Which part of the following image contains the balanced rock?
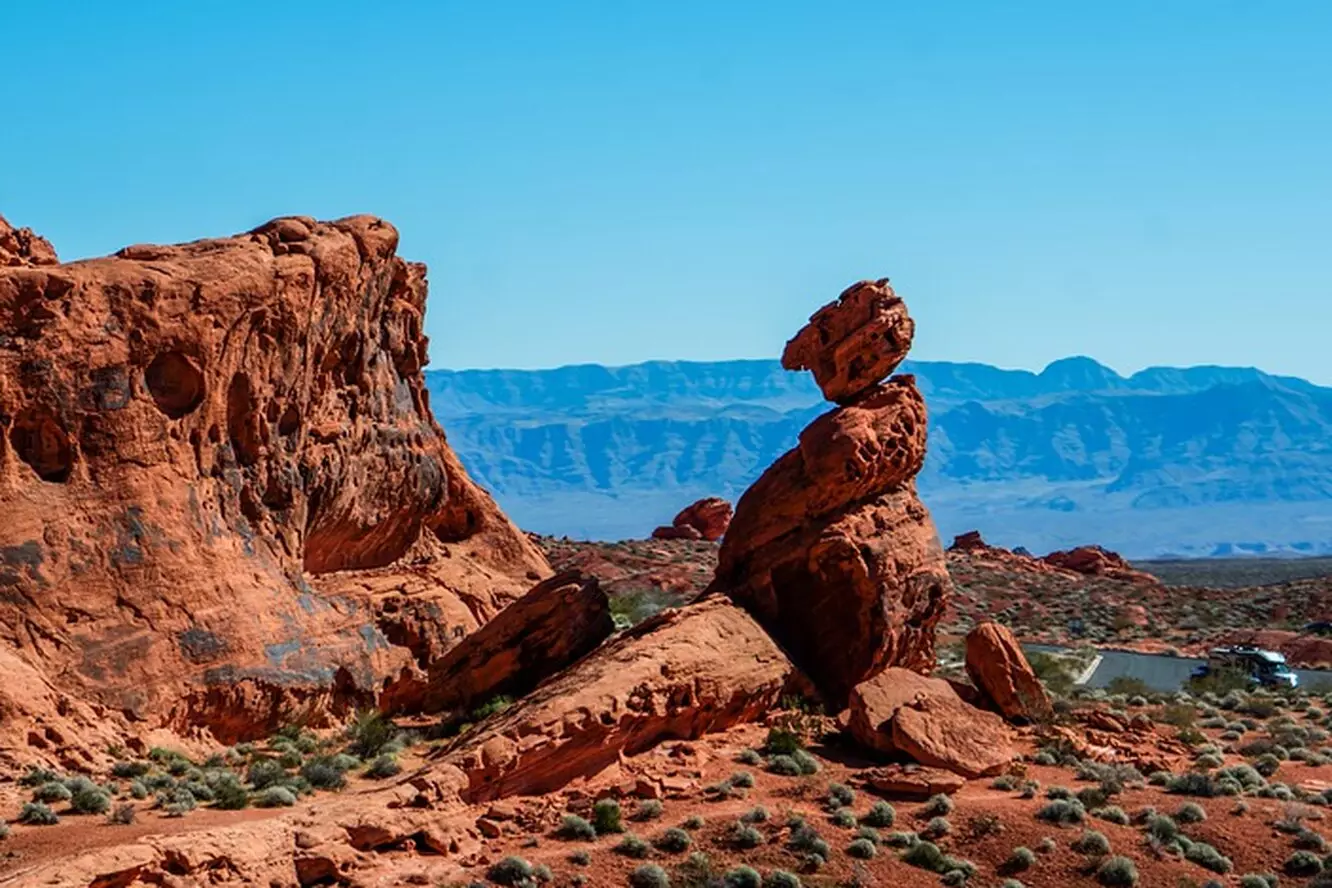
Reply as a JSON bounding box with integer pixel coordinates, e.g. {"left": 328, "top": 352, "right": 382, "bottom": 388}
{"left": 848, "top": 667, "right": 1014, "bottom": 778}
{"left": 965, "top": 621, "right": 1053, "bottom": 723}
{"left": 0, "top": 214, "right": 549, "bottom": 746}
{"left": 710, "top": 281, "right": 950, "bottom": 705}
{"left": 652, "top": 496, "right": 733, "bottom": 541}
{"left": 439, "top": 595, "right": 795, "bottom": 801}
{"left": 380, "top": 570, "right": 613, "bottom": 715}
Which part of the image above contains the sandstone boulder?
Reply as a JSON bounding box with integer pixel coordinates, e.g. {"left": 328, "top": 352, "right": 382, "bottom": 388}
{"left": 710, "top": 281, "right": 950, "bottom": 705}
{"left": 0, "top": 214, "right": 549, "bottom": 746}
{"left": 965, "top": 621, "right": 1053, "bottom": 723}
{"left": 782, "top": 278, "right": 914, "bottom": 405}
{"left": 0, "top": 213, "right": 58, "bottom": 267}
{"left": 652, "top": 496, "right": 732, "bottom": 541}
{"left": 862, "top": 763, "right": 966, "bottom": 798}
{"left": 438, "top": 595, "right": 795, "bottom": 801}
{"left": 1043, "top": 545, "right": 1156, "bottom": 584}
{"left": 381, "top": 570, "right": 613, "bottom": 715}
{"left": 848, "top": 667, "right": 1014, "bottom": 778}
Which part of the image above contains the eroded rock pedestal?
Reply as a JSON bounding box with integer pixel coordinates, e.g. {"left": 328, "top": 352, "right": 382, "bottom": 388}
{"left": 709, "top": 280, "right": 951, "bottom": 704}
{"left": 0, "top": 215, "right": 549, "bottom": 754}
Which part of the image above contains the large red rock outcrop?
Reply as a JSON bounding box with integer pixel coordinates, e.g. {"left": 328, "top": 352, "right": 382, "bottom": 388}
{"left": 380, "top": 570, "right": 613, "bottom": 715}
{"left": 1042, "top": 544, "right": 1156, "bottom": 584}
{"left": 0, "top": 213, "right": 58, "bottom": 267}
{"left": 709, "top": 280, "right": 951, "bottom": 704}
{"left": 848, "top": 667, "right": 1014, "bottom": 778}
{"left": 652, "top": 496, "right": 733, "bottom": 541}
{"left": 965, "top": 621, "right": 1053, "bottom": 723}
{"left": 436, "top": 595, "right": 796, "bottom": 802}
{"left": 0, "top": 214, "right": 549, "bottom": 750}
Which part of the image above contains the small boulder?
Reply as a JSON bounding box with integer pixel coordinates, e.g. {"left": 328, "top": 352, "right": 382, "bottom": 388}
{"left": 848, "top": 667, "right": 1013, "bottom": 778}
{"left": 964, "top": 622, "right": 1053, "bottom": 724}
{"left": 861, "top": 764, "right": 965, "bottom": 799}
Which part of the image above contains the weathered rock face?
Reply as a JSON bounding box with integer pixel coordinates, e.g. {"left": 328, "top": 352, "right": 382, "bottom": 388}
{"left": 1043, "top": 545, "right": 1156, "bottom": 584}
{"left": 381, "top": 570, "right": 613, "bottom": 715}
{"left": 0, "top": 213, "right": 58, "bottom": 267}
{"left": 652, "top": 496, "right": 733, "bottom": 542}
{"left": 0, "top": 214, "right": 549, "bottom": 747}
{"left": 848, "top": 667, "right": 1014, "bottom": 778}
{"left": 438, "top": 595, "right": 795, "bottom": 802}
{"left": 710, "top": 280, "right": 950, "bottom": 705}
{"left": 965, "top": 621, "right": 1053, "bottom": 724}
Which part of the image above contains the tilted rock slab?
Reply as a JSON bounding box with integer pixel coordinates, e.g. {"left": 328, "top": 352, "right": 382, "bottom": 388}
{"left": 710, "top": 280, "right": 951, "bottom": 705}
{"left": 965, "top": 621, "right": 1053, "bottom": 723}
{"left": 381, "top": 570, "right": 614, "bottom": 715}
{"left": 437, "top": 595, "right": 795, "bottom": 802}
{"left": 0, "top": 214, "right": 549, "bottom": 751}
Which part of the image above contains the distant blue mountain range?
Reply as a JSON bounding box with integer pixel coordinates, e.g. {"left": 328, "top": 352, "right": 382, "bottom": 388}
{"left": 426, "top": 358, "right": 1332, "bottom": 558}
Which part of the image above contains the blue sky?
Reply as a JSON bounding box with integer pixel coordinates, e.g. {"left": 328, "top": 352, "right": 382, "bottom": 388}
{"left": 4, "top": 3, "right": 1331, "bottom": 380}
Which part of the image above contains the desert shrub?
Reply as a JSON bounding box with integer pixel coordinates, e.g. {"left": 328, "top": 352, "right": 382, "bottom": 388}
{"left": 19, "top": 802, "right": 58, "bottom": 825}
{"left": 885, "top": 831, "right": 917, "bottom": 848}
{"left": 1077, "top": 786, "right": 1110, "bottom": 810}
{"left": 1286, "top": 850, "right": 1323, "bottom": 876}
{"left": 159, "top": 787, "right": 196, "bottom": 817}
{"left": 300, "top": 757, "right": 346, "bottom": 790}
{"left": 569, "top": 850, "right": 591, "bottom": 865}
{"left": 741, "top": 805, "right": 769, "bottom": 824}
{"left": 559, "top": 814, "right": 597, "bottom": 840}
{"left": 683, "top": 815, "right": 705, "bottom": 830}
{"left": 488, "top": 856, "right": 535, "bottom": 886}
{"left": 730, "top": 770, "right": 755, "bottom": 788}
{"left": 1073, "top": 830, "right": 1111, "bottom": 855}
{"left": 730, "top": 822, "right": 764, "bottom": 849}
{"left": 831, "top": 808, "right": 856, "bottom": 828}
{"left": 365, "top": 754, "right": 401, "bottom": 779}
{"left": 255, "top": 786, "right": 297, "bottom": 808}
{"left": 723, "top": 867, "right": 761, "bottom": 888}
{"left": 1146, "top": 813, "right": 1179, "bottom": 842}
{"left": 1195, "top": 753, "right": 1224, "bottom": 769}
{"left": 19, "top": 766, "right": 60, "bottom": 787}
{"left": 1004, "top": 847, "right": 1036, "bottom": 872}
{"left": 1217, "top": 763, "right": 1266, "bottom": 789}
{"left": 922, "top": 816, "right": 951, "bottom": 839}
{"left": 920, "top": 793, "right": 954, "bottom": 817}
{"left": 1294, "top": 827, "right": 1328, "bottom": 851}
{"left": 107, "top": 803, "right": 136, "bottom": 825}
{"left": 1166, "top": 772, "right": 1223, "bottom": 797}
{"left": 1001, "top": 882, "right": 1026, "bottom": 888}
{"left": 1176, "top": 802, "right": 1207, "bottom": 823}
{"left": 1036, "top": 799, "right": 1085, "bottom": 825}
{"left": 616, "top": 832, "right": 651, "bottom": 858}
{"left": 764, "top": 872, "right": 801, "bottom": 888}
{"left": 767, "top": 755, "right": 801, "bottom": 776}
{"left": 346, "top": 710, "right": 395, "bottom": 759}
{"left": 1148, "top": 770, "right": 1171, "bottom": 786}
{"left": 790, "top": 749, "right": 820, "bottom": 775}
{"left": 595, "top": 798, "right": 624, "bottom": 834}
{"left": 1032, "top": 751, "right": 1058, "bottom": 766}
{"left": 1036, "top": 836, "right": 1057, "bottom": 853}
{"left": 655, "top": 827, "right": 692, "bottom": 853}
{"left": 1238, "top": 875, "right": 1279, "bottom": 888}
{"left": 787, "top": 823, "right": 829, "bottom": 857}
{"left": 1254, "top": 753, "right": 1282, "bottom": 777}
{"left": 862, "top": 801, "right": 895, "bottom": 828}
{"left": 33, "top": 781, "right": 72, "bottom": 803}
{"left": 827, "top": 783, "right": 855, "bottom": 807}
{"left": 129, "top": 780, "right": 148, "bottom": 799}
{"left": 70, "top": 786, "right": 111, "bottom": 815}
{"left": 212, "top": 774, "right": 248, "bottom": 810}
{"left": 634, "top": 799, "right": 665, "bottom": 822}
{"left": 278, "top": 749, "right": 303, "bottom": 769}
{"left": 1047, "top": 785, "right": 1074, "bottom": 800}
{"left": 1185, "top": 841, "right": 1232, "bottom": 873}
{"left": 629, "top": 864, "right": 671, "bottom": 888}
{"left": 111, "top": 760, "right": 150, "bottom": 779}
{"left": 846, "top": 837, "right": 877, "bottom": 859}
{"left": 246, "top": 758, "right": 285, "bottom": 789}
{"left": 855, "top": 825, "right": 881, "bottom": 845}
{"left": 1093, "top": 805, "right": 1129, "bottom": 825}
{"left": 765, "top": 726, "right": 802, "bottom": 756}
{"left": 902, "top": 839, "right": 946, "bottom": 870}
{"left": 736, "top": 749, "right": 763, "bottom": 766}
{"left": 1096, "top": 856, "right": 1139, "bottom": 886}
{"left": 992, "top": 775, "right": 1017, "bottom": 790}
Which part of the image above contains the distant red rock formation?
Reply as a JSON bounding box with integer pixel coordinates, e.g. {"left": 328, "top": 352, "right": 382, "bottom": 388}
{"left": 651, "top": 496, "right": 732, "bottom": 541}
{"left": 1043, "top": 544, "right": 1156, "bottom": 584}
{"left": 709, "top": 280, "right": 951, "bottom": 705}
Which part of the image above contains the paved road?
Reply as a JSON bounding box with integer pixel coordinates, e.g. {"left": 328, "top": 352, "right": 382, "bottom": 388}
{"left": 1022, "top": 644, "right": 1332, "bottom": 693}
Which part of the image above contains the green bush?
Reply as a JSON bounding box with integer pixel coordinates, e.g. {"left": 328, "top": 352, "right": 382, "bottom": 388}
{"left": 764, "top": 872, "right": 801, "bottom": 888}
{"left": 1175, "top": 802, "right": 1207, "bottom": 824}
{"left": 1092, "top": 805, "right": 1129, "bottom": 825}
{"left": 1185, "top": 841, "right": 1232, "bottom": 874}
{"left": 629, "top": 864, "right": 670, "bottom": 888}
{"left": 346, "top": 710, "right": 394, "bottom": 759}
{"left": 902, "top": 839, "right": 945, "bottom": 870}
{"left": 846, "top": 837, "right": 877, "bottom": 859}
{"left": 1036, "top": 799, "right": 1085, "bottom": 825}
{"left": 922, "top": 816, "right": 951, "bottom": 839}
{"left": 19, "top": 766, "right": 59, "bottom": 787}
{"left": 730, "top": 770, "right": 755, "bottom": 788}
{"left": 730, "top": 823, "right": 764, "bottom": 849}
{"left": 70, "top": 786, "right": 111, "bottom": 815}
{"left": 559, "top": 814, "right": 597, "bottom": 840}
{"left": 159, "top": 787, "right": 196, "bottom": 817}
{"left": 741, "top": 805, "right": 769, "bottom": 824}
{"left": 32, "top": 782, "right": 72, "bottom": 803}
{"left": 831, "top": 808, "right": 856, "bottom": 828}
{"left": 1004, "top": 847, "right": 1036, "bottom": 872}
{"left": 765, "top": 727, "right": 802, "bottom": 756}
{"left": 246, "top": 758, "right": 286, "bottom": 789}
{"left": 212, "top": 774, "right": 249, "bottom": 810}
{"left": 736, "top": 749, "right": 763, "bottom": 766}
{"left": 655, "top": 827, "right": 692, "bottom": 853}
{"left": 19, "top": 802, "right": 58, "bottom": 825}
{"left": 1286, "top": 850, "right": 1323, "bottom": 876}
{"left": 594, "top": 798, "right": 624, "bottom": 834}
{"left": 615, "top": 833, "right": 651, "bottom": 858}
{"left": 1096, "top": 856, "right": 1139, "bottom": 886}
{"left": 683, "top": 815, "right": 705, "bottom": 830}
{"left": 107, "top": 803, "right": 136, "bottom": 825}
{"left": 767, "top": 755, "right": 801, "bottom": 776}
{"left": 364, "top": 754, "right": 401, "bottom": 779}
{"left": 255, "top": 786, "right": 297, "bottom": 808}
{"left": 1072, "top": 830, "right": 1110, "bottom": 855}
{"left": 790, "top": 749, "right": 820, "bottom": 775}
{"left": 111, "top": 760, "right": 150, "bottom": 779}
{"left": 920, "top": 793, "right": 954, "bottom": 817}
{"left": 1238, "top": 875, "right": 1279, "bottom": 888}
{"left": 723, "top": 867, "right": 761, "bottom": 888}
{"left": 634, "top": 799, "right": 664, "bottom": 822}
{"left": 488, "top": 856, "right": 535, "bottom": 886}
{"left": 300, "top": 758, "right": 347, "bottom": 790}
{"left": 1145, "top": 813, "right": 1179, "bottom": 842}
{"left": 826, "top": 783, "right": 855, "bottom": 807}
{"left": 862, "top": 800, "right": 895, "bottom": 827}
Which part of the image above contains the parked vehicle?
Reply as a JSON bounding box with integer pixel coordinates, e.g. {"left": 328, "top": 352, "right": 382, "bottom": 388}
{"left": 1191, "top": 645, "right": 1299, "bottom": 689}
{"left": 1304, "top": 621, "right": 1332, "bottom": 636}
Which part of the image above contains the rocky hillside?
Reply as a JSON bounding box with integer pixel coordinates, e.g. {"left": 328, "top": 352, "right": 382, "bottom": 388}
{"left": 428, "top": 357, "right": 1332, "bottom": 557}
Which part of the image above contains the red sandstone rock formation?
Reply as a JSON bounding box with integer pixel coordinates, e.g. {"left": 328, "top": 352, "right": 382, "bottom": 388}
{"left": 847, "top": 667, "right": 1014, "bottom": 778}
{"left": 380, "top": 570, "right": 613, "bottom": 715}
{"left": 861, "top": 763, "right": 966, "bottom": 798}
{"left": 965, "top": 621, "right": 1053, "bottom": 723}
{"left": 1043, "top": 544, "right": 1156, "bottom": 584}
{"left": 652, "top": 496, "right": 733, "bottom": 541}
{"left": 0, "top": 213, "right": 58, "bottom": 267}
{"left": 0, "top": 214, "right": 549, "bottom": 753}
{"left": 436, "top": 596, "right": 795, "bottom": 802}
{"left": 709, "top": 280, "right": 950, "bottom": 704}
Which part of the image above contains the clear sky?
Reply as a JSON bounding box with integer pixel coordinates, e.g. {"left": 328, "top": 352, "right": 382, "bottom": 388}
{"left": 4, "top": 3, "right": 1331, "bottom": 381}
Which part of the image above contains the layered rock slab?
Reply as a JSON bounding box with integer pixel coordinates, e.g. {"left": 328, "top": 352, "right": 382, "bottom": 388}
{"left": 381, "top": 570, "right": 613, "bottom": 715}
{"left": 848, "top": 667, "right": 1014, "bottom": 778}
{"left": 436, "top": 595, "right": 795, "bottom": 802}
{"left": 0, "top": 214, "right": 549, "bottom": 748}
{"left": 710, "top": 281, "right": 950, "bottom": 705}
{"left": 965, "top": 621, "right": 1053, "bottom": 723}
